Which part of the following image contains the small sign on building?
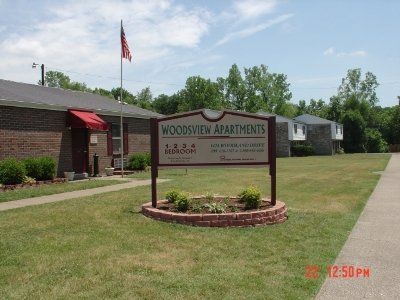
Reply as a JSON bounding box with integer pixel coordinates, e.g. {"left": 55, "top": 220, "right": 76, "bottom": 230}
{"left": 90, "top": 134, "right": 98, "bottom": 145}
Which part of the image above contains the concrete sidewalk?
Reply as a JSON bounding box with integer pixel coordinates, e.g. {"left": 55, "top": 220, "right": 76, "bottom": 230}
{"left": 0, "top": 178, "right": 169, "bottom": 212}
{"left": 316, "top": 153, "right": 400, "bottom": 299}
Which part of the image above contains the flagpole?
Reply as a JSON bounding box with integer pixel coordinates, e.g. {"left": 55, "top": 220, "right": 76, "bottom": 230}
{"left": 120, "top": 19, "right": 124, "bottom": 178}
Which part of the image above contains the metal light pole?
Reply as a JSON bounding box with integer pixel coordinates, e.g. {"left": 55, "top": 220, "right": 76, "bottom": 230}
{"left": 32, "top": 62, "right": 45, "bottom": 86}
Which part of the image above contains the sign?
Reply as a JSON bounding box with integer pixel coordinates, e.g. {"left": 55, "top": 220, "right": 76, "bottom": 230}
{"left": 90, "top": 134, "right": 98, "bottom": 145}
{"left": 150, "top": 110, "right": 277, "bottom": 207}
{"left": 156, "top": 110, "right": 270, "bottom": 167}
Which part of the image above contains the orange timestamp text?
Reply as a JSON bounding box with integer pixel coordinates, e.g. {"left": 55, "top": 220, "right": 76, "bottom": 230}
{"left": 305, "top": 265, "right": 371, "bottom": 279}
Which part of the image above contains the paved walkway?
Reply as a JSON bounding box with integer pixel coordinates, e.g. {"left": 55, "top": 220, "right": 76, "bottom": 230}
{"left": 316, "top": 153, "right": 400, "bottom": 299}
{"left": 0, "top": 178, "right": 169, "bottom": 212}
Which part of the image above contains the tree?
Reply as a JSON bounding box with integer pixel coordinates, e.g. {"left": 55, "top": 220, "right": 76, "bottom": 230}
{"left": 110, "top": 87, "right": 136, "bottom": 105}
{"left": 41, "top": 71, "right": 71, "bottom": 88}
{"left": 296, "top": 100, "right": 307, "bottom": 116}
{"left": 179, "top": 76, "right": 223, "bottom": 111}
{"left": 93, "top": 88, "right": 114, "bottom": 99}
{"left": 342, "top": 109, "right": 367, "bottom": 153}
{"left": 243, "top": 65, "right": 292, "bottom": 115}
{"left": 389, "top": 106, "right": 400, "bottom": 144}
{"left": 334, "top": 68, "right": 384, "bottom": 152}
{"left": 221, "top": 64, "right": 247, "bottom": 111}
{"left": 268, "top": 73, "right": 293, "bottom": 116}
{"left": 40, "top": 71, "right": 91, "bottom": 92}
{"left": 325, "top": 96, "right": 343, "bottom": 122}
{"left": 338, "top": 68, "right": 379, "bottom": 106}
{"left": 153, "top": 93, "right": 181, "bottom": 115}
{"left": 295, "top": 99, "right": 328, "bottom": 118}
{"left": 136, "top": 87, "right": 153, "bottom": 110}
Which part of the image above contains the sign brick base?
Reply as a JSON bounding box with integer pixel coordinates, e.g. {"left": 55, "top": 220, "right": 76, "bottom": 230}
{"left": 142, "top": 199, "right": 287, "bottom": 228}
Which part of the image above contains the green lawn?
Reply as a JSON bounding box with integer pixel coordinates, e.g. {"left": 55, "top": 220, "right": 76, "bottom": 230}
{"left": 0, "top": 179, "right": 128, "bottom": 203}
{"left": 0, "top": 154, "right": 390, "bottom": 299}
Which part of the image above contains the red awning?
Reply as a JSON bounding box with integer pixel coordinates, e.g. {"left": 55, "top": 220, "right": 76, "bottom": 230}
{"left": 67, "top": 109, "right": 109, "bottom": 131}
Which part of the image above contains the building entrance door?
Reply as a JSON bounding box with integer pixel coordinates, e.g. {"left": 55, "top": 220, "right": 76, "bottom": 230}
{"left": 71, "top": 128, "right": 89, "bottom": 173}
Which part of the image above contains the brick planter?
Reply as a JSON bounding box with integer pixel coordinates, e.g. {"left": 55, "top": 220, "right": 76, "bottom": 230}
{"left": 142, "top": 199, "right": 288, "bottom": 228}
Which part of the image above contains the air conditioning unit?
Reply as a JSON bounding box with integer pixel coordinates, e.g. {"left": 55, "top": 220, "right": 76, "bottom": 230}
{"left": 113, "top": 158, "right": 128, "bottom": 168}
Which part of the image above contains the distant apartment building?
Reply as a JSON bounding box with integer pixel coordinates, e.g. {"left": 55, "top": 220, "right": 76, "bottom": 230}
{"left": 258, "top": 112, "right": 307, "bottom": 157}
{"left": 294, "top": 114, "right": 343, "bottom": 155}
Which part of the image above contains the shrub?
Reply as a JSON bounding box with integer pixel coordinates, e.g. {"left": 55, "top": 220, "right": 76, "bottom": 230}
{"left": 174, "top": 192, "right": 190, "bottom": 212}
{"left": 23, "top": 158, "right": 42, "bottom": 180}
{"left": 0, "top": 157, "right": 26, "bottom": 185}
{"left": 238, "top": 186, "right": 261, "bottom": 209}
{"left": 38, "top": 157, "right": 56, "bottom": 180}
{"left": 365, "top": 128, "right": 389, "bottom": 153}
{"left": 23, "top": 157, "right": 56, "bottom": 180}
{"left": 128, "top": 152, "right": 150, "bottom": 170}
{"left": 205, "top": 202, "right": 227, "bottom": 214}
{"left": 291, "top": 144, "right": 314, "bottom": 157}
{"left": 165, "top": 189, "right": 180, "bottom": 203}
{"left": 143, "top": 152, "right": 151, "bottom": 167}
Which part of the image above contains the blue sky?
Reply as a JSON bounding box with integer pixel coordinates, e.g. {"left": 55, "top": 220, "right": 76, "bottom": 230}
{"left": 1, "top": 0, "right": 399, "bottom": 107}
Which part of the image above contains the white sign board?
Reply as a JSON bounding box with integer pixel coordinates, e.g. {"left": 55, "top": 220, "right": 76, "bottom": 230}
{"left": 156, "top": 110, "right": 269, "bottom": 167}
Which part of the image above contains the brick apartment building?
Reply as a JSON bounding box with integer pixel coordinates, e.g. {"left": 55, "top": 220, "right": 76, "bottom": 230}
{"left": 0, "top": 79, "right": 161, "bottom": 176}
{"left": 294, "top": 114, "right": 343, "bottom": 155}
{"left": 257, "top": 112, "right": 307, "bottom": 157}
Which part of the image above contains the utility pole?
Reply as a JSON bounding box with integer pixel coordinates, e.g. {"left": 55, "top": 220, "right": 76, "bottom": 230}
{"left": 32, "top": 62, "right": 45, "bottom": 86}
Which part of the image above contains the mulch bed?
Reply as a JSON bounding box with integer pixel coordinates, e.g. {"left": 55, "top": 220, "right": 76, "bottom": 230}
{"left": 157, "top": 196, "right": 274, "bottom": 214}
{"left": 0, "top": 178, "right": 67, "bottom": 192}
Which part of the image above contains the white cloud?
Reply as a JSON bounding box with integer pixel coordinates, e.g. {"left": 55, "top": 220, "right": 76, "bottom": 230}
{"left": 0, "top": 0, "right": 213, "bottom": 89}
{"left": 233, "top": 0, "right": 277, "bottom": 20}
{"left": 337, "top": 50, "right": 367, "bottom": 57}
{"left": 323, "top": 47, "right": 335, "bottom": 56}
{"left": 216, "top": 14, "right": 294, "bottom": 46}
{"left": 323, "top": 47, "right": 367, "bottom": 57}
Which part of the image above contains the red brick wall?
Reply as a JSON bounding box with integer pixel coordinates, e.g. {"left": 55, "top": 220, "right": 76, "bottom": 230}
{"left": 0, "top": 105, "right": 72, "bottom": 175}
{"left": 0, "top": 105, "right": 151, "bottom": 177}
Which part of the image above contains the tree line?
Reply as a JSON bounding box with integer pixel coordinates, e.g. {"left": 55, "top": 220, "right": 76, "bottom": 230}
{"left": 41, "top": 65, "right": 400, "bottom": 153}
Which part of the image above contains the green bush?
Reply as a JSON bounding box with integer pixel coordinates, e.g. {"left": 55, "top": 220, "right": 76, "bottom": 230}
{"left": 238, "top": 186, "right": 261, "bottom": 209}
{"left": 174, "top": 192, "right": 190, "bottom": 212}
{"left": 291, "top": 144, "right": 314, "bottom": 157}
{"left": 23, "top": 158, "right": 42, "bottom": 179}
{"left": 0, "top": 157, "right": 26, "bottom": 185}
{"left": 38, "top": 157, "right": 56, "bottom": 180}
{"left": 128, "top": 152, "right": 150, "bottom": 170}
{"left": 165, "top": 189, "right": 180, "bottom": 203}
{"left": 143, "top": 152, "right": 151, "bottom": 167}
{"left": 365, "top": 128, "right": 389, "bottom": 153}
{"left": 23, "top": 157, "right": 56, "bottom": 180}
{"left": 205, "top": 202, "right": 227, "bottom": 214}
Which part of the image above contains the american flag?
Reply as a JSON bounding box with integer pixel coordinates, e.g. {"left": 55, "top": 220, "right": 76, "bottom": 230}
{"left": 121, "top": 25, "right": 132, "bottom": 62}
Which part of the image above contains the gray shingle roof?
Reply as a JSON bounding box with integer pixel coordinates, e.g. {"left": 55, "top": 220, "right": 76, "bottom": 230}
{"left": 0, "top": 79, "right": 162, "bottom": 118}
{"left": 294, "top": 114, "right": 341, "bottom": 125}
{"left": 257, "top": 111, "right": 306, "bottom": 124}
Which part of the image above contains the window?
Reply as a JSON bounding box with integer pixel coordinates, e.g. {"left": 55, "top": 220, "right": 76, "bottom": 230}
{"left": 336, "top": 125, "right": 338, "bottom": 134}
{"left": 294, "top": 124, "right": 298, "bottom": 134}
{"left": 112, "top": 124, "right": 122, "bottom": 155}
{"left": 302, "top": 126, "right": 306, "bottom": 135}
{"left": 107, "top": 123, "right": 128, "bottom": 156}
